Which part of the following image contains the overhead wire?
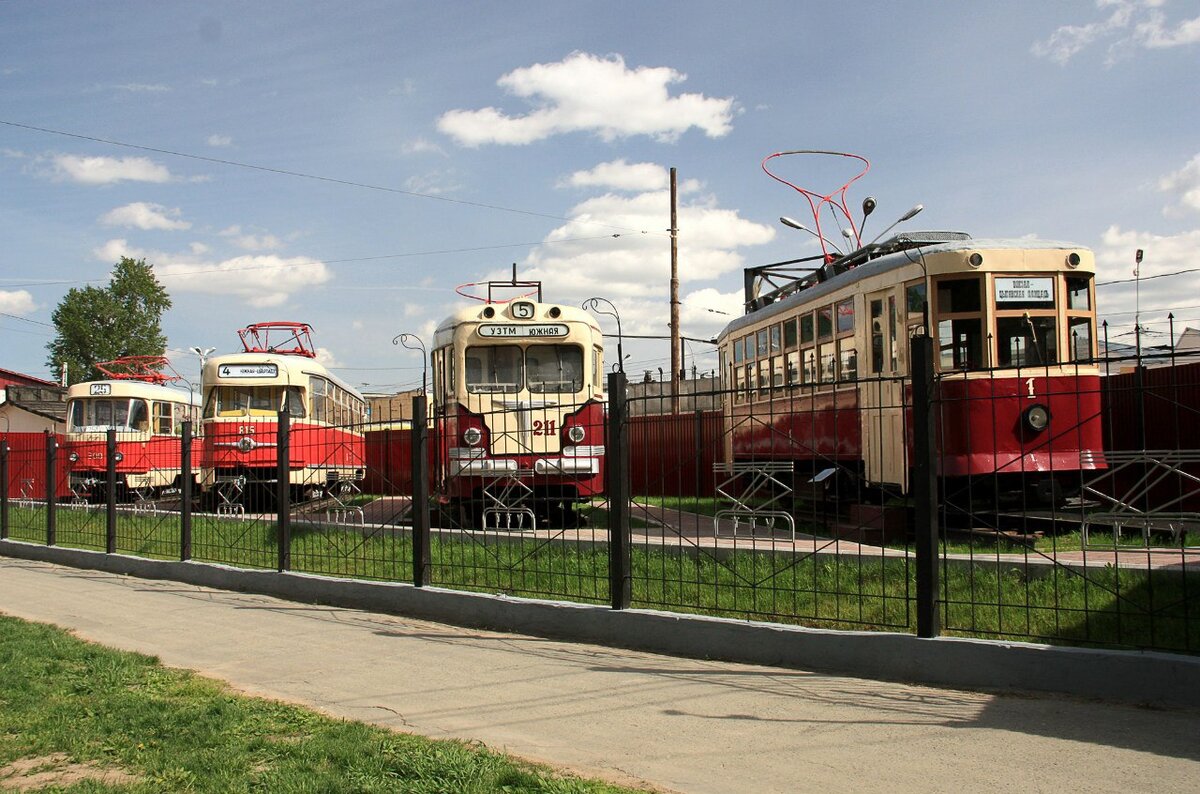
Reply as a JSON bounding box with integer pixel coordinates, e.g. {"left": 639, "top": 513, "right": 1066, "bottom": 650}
{"left": 0, "top": 119, "right": 664, "bottom": 237}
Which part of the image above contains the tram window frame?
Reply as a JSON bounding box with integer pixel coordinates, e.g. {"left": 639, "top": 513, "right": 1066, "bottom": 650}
{"left": 834, "top": 298, "right": 856, "bottom": 383}
{"left": 464, "top": 346, "right": 523, "bottom": 394}
{"left": 784, "top": 318, "right": 798, "bottom": 349}
{"left": 817, "top": 306, "right": 834, "bottom": 341}
{"left": 526, "top": 344, "right": 584, "bottom": 395}
{"left": 933, "top": 276, "right": 985, "bottom": 371}
{"left": 733, "top": 363, "right": 744, "bottom": 403}
{"left": 800, "top": 314, "right": 815, "bottom": 345}
{"left": 732, "top": 337, "right": 744, "bottom": 365}
{"left": 904, "top": 279, "right": 928, "bottom": 353}
{"left": 803, "top": 348, "right": 818, "bottom": 385}
{"left": 992, "top": 273, "right": 1059, "bottom": 369}
{"left": 757, "top": 329, "right": 769, "bottom": 358}
{"left": 757, "top": 359, "right": 770, "bottom": 398}
{"left": 785, "top": 349, "right": 800, "bottom": 385}
{"left": 769, "top": 324, "right": 782, "bottom": 354}
{"left": 888, "top": 295, "right": 899, "bottom": 372}
{"left": 870, "top": 298, "right": 886, "bottom": 375}
{"left": 1065, "top": 274, "right": 1095, "bottom": 362}
{"left": 153, "top": 401, "right": 172, "bottom": 435}
{"left": 772, "top": 355, "right": 784, "bottom": 390}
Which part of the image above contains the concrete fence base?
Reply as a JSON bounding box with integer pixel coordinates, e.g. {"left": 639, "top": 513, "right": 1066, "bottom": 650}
{"left": 3, "top": 538, "right": 1198, "bottom": 709}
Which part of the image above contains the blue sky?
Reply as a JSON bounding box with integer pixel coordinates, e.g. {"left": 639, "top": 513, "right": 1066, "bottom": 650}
{"left": 2, "top": 1, "right": 1199, "bottom": 389}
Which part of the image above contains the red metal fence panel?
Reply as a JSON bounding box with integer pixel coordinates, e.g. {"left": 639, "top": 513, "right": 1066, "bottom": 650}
{"left": 629, "top": 410, "right": 723, "bottom": 497}
{"left": 2, "top": 432, "right": 71, "bottom": 499}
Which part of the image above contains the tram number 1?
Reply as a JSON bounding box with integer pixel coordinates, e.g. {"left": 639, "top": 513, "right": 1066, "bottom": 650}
{"left": 1025, "top": 378, "right": 1036, "bottom": 398}
{"left": 533, "top": 419, "right": 557, "bottom": 436}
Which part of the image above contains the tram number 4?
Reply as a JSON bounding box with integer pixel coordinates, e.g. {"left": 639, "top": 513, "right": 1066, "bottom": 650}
{"left": 532, "top": 419, "right": 557, "bottom": 436}
{"left": 1025, "top": 378, "right": 1036, "bottom": 398}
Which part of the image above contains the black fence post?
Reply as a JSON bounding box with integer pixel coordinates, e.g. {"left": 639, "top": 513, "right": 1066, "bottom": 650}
{"left": 180, "top": 421, "right": 192, "bottom": 561}
{"left": 276, "top": 409, "right": 291, "bottom": 572}
{"left": 606, "top": 370, "right": 631, "bottom": 610}
{"left": 1, "top": 440, "right": 9, "bottom": 540}
{"left": 411, "top": 395, "right": 431, "bottom": 586}
{"left": 45, "top": 430, "right": 56, "bottom": 547}
{"left": 105, "top": 428, "right": 117, "bottom": 554}
{"left": 910, "top": 334, "right": 940, "bottom": 638}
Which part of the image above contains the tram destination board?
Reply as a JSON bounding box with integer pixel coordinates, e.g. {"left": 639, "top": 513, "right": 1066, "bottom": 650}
{"left": 218, "top": 363, "right": 280, "bottom": 378}
{"left": 477, "top": 324, "right": 569, "bottom": 338}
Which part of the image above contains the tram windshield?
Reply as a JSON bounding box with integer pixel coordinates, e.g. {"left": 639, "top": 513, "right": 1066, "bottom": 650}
{"left": 204, "top": 385, "right": 307, "bottom": 418}
{"left": 464, "top": 345, "right": 584, "bottom": 394}
{"left": 68, "top": 398, "right": 150, "bottom": 432}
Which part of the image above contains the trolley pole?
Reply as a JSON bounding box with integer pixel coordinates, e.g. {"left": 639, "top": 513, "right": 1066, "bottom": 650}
{"left": 606, "top": 370, "right": 631, "bottom": 609}
{"left": 276, "top": 409, "right": 291, "bottom": 572}
{"left": 669, "top": 166, "right": 681, "bottom": 415}
{"left": 105, "top": 428, "right": 117, "bottom": 554}
{"left": 910, "top": 334, "right": 940, "bottom": 638}
{"left": 411, "top": 394, "right": 431, "bottom": 586}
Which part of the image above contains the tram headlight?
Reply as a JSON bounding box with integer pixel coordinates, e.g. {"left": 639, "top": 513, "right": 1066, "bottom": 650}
{"left": 113, "top": 452, "right": 124, "bottom": 463}
{"left": 1023, "top": 404, "right": 1050, "bottom": 434}
{"left": 566, "top": 425, "right": 586, "bottom": 444}
{"left": 463, "top": 426, "right": 483, "bottom": 446}
{"left": 68, "top": 452, "right": 80, "bottom": 463}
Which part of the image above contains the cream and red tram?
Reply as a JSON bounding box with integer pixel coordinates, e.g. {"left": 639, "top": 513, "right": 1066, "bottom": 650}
{"left": 63, "top": 356, "right": 201, "bottom": 501}
{"left": 199, "top": 322, "right": 366, "bottom": 502}
{"left": 717, "top": 234, "right": 1105, "bottom": 502}
{"left": 431, "top": 281, "right": 606, "bottom": 527}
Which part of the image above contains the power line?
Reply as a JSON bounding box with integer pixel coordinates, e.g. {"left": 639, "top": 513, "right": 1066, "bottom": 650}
{"left": 1097, "top": 266, "right": 1200, "bottom": 287}
{"left": 0, "top": 234, "right": 627, "bottom": 289}
{"left": 0, "top": 119, "right": 662, "bottom": 236}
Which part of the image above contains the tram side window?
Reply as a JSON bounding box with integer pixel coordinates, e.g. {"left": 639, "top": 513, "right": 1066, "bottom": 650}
{"left": 770, "top": 324, "right": 782, "bottom": 353}
{"left": 757, "top": 329, "right": 769, "bottom": 358}
{"left": 1069, "top": 317, "right": 1093, "bottom": 362}
{"left": 153, "top": 401, "right": 172, "bottom": 435}
{"left": 803, "top": 349, "right": 817, "bottom": 384}
{"left": 817, "top": 306, "right": 833, "bottom": 341}
{"left": 310, "top": 378, "right": 329, "bottom": 422}
{"left": 127, "top": 400, "right": 149, "bottom": 431}
{"left": 465, "top": 346, "right": 522, "bottom": 393}
{"left": 732, "top": 338, "right": 744, "bottom": 365}
{"left": 527, "top": 345, "right": 583, "bottom": 394}
{"left": 784, "top": 318, "right": 797, "bottom": 349}
{"left": 786, "top": 350, "right": 800, "bottom": 384}
{"left": 282, "top": 386, "right": 306, "bottom": 419}
{"left": 935, "top": 278, "right": 983, "bottom": 371}
{"left": 996, "top": 316, "right": 1057, "bottom": 367}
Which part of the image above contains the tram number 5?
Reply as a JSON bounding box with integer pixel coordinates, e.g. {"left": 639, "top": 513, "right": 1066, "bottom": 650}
{"left": 533, "top": 419, "right": 557, "bottom": 436}
{"left": 1025, "top": 378, "right": 1036, "bottom": 398}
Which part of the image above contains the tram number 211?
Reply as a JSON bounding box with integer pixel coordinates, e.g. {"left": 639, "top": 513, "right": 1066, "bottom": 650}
{"left": 533, "top": 419, "right": 557, "bottom": 436}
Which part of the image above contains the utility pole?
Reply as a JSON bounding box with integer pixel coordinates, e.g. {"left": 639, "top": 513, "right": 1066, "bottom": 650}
{"left": 670, "top": 166, "right": 680, "bottom": 414}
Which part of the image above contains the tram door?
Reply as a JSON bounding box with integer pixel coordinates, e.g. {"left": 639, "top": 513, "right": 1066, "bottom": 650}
{"left": 860, "top": 288, "right": 907, "bottom": 490}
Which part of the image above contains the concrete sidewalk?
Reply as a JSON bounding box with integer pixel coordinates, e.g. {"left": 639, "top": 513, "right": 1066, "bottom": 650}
{"left": 1, "top": 557, "right": 1198, "bottom": 793}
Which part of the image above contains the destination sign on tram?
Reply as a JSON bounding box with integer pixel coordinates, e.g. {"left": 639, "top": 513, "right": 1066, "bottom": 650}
{"left": 995, "top": 277, "right": 1053, "bottom": 304}
{"left": 478, "top": 324, "right": 569, "bottom": 338}
{"left": 218, "top": 363, "right": 279, "bottom": 378}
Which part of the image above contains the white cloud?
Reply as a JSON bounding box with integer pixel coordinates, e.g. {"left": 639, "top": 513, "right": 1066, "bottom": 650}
{"left": 219, "top": 225, "right": 284, "bottom": 251}
{"left": 1033, "top": 1, "right": 1200, "bottom": 65}
{"left": 93, "top": 239, "right": 330, "bottom": 308}
{"left": 1095, "top": 224, "right": 1200, "bottom": 338}
{"left": 437, "top": 52, "right": 735, "bottom": 146}
{"left": 114, "top": 83, "right": 171, "bottom": 93}
{"left": 313, "top": 347, "right": 341, "bottom": 368}
{"left": 400, "top": 138, "right": 445, "bottom": 156}
{"left": 1159, "top": 152, "right": 1200, "bottom": 216}
{"left": 0, "top": 290, "right": 36, "bottom": 315}
{"left": 207, "top": 134, "right": 233, "bottom": 147}
{"left": 100, "top": 202, "right": 191, "bottom": 231}
{"left": 50, "top": 154, "right": 172, "bottom": 185}
{"left": 464, "top": 170, "right": 772, "bottom": 349}
{"left": 403, "top": 170, "right": 461, "bottom": 195}
{"left": 565, "top": 160, "right": 668, "bottom": 192}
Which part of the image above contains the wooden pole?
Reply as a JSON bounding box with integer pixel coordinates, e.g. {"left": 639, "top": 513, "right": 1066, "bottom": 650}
{"left": 670, "top": 167, "right": 680, "bottom": 414}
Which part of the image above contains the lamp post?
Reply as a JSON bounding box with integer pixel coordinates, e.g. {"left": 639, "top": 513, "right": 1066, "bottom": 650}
{"left": 582, "top": 297, "right": 624, "bottom": 374}
{"left": 392, "top": 333, "right": 427, "bottom": 394}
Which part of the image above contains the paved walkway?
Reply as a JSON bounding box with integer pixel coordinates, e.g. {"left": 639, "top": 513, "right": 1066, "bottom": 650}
{"left": 1, "top": 556, "right": 1199, "bottom": 793}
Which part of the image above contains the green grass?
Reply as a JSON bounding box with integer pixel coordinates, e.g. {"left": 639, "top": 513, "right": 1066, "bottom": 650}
{"left": 0, "top": 615, "right": 642, "bottom": 793}
{"left": 4, "top": 503, "right": 1199, "bottom": 653}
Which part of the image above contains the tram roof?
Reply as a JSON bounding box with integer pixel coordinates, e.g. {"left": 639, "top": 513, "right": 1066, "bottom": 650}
{"left": 203, "top": 351, "right": 363, "bottom": 400}
{"left": 66, "top": 379, "right": 198, "bottom": 405}
{"left": 720, "top": 237, "right": 1090, "bottom": 340}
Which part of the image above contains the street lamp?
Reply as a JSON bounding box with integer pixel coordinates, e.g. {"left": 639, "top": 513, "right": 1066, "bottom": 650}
{"left": 582, "top": 297, "right": 624, "bottom": 373}
{"left": 392, "top": 333, "right": 427, "bottom": 394}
